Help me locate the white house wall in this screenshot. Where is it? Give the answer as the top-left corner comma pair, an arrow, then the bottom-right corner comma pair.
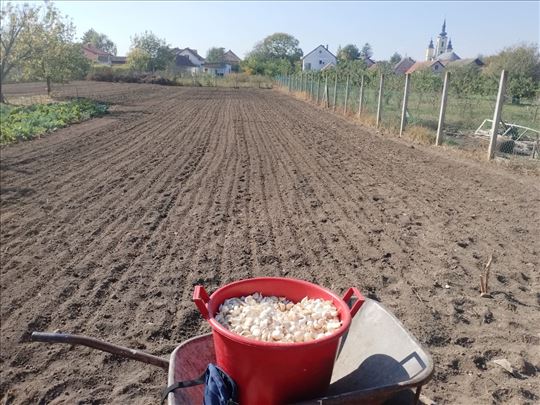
179,50 -> 204,67
303,46 -> 336,71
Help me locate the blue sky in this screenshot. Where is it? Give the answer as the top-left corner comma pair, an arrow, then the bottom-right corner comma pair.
30,1 -> 540,60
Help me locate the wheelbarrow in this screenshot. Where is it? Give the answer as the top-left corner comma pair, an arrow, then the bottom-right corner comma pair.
31,298 -> 434,404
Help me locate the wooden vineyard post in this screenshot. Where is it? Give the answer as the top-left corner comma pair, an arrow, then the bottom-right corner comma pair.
436,71 -> 450,146
344,76 -> 350,115
333,75 -> 338,112
376,74 -> 385,128
487,70 -> 508,160
310,74 -> 314,101
357,75 -> 364,118
316,76 -> 321,104
324,75 -> 329,108
399,74 -> 411,137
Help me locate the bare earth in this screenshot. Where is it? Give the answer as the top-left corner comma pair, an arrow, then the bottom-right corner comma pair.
1,82 -> 539,404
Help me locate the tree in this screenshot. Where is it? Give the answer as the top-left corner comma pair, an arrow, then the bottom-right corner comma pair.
128,31 -> 173,72
337,44 -> 360,62
126,48 -> 150,72
206,47 -> 225,63
3,3 -> 90,96
24,6 -> 90,94
389,52 -> 402,65
483,43 -> 540,102
0,2 -> 41,101
243,32 -> 302,75
360,43 -> 373,59
81,28 -> 117,55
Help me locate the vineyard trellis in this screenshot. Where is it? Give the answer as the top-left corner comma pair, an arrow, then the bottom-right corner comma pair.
277,70 -> 540,160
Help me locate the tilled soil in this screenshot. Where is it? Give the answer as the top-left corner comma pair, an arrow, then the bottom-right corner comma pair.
1,82 -> 539,405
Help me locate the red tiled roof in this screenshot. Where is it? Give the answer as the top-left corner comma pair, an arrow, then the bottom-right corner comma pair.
82,43 -> 111,57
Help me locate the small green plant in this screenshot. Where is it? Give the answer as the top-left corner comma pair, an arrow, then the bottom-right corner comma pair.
1,99 -> 108,145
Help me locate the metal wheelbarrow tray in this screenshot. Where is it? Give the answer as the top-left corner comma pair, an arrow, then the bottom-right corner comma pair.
32,298 -> 434,404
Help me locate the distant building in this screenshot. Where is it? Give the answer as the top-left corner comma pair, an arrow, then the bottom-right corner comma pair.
174,55 -> 199,74
203,63 -> 232,76
393,57 -> 416,75
223,50 -> 242,65
362,57 -> 376,68
425,20 -> 460,62
302,45 -> 337,71
406,60 -> 445,74
82,43 -> 113,65
441,58 -> 484,68
177,48 -> 206,67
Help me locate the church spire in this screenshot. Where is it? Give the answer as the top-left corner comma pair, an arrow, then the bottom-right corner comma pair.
441,19 -> 447,36
447,39 -> 453,51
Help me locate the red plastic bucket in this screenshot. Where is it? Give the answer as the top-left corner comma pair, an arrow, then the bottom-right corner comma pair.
193,277 -> 365,404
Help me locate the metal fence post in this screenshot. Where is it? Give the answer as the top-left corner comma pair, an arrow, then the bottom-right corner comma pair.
316,76 -> 321,104
332,74 -> 337,111
376,73 -> 385,128
488,70 -> 508,160
357,75 -> 364,118
310,74 -> 314,100
436,71 -> 451,146
399,74 -> 411,136
344,76 -> 350,115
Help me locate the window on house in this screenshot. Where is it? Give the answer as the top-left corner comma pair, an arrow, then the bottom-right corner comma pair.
319,60 -> 323,65
305,63 -> 311,70
319,50 -> 322,54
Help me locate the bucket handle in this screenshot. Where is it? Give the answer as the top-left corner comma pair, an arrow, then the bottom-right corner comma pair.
193,286 -> 211,319
342,287 -> 365,318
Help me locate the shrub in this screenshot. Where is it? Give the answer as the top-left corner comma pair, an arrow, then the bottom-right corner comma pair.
0,99 -> 108,144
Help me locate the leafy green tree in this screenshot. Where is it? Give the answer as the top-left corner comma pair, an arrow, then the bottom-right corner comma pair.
483,43 -> 540,102
445,64 -> 485,96
126,48 -> 151,72
16,4 -> 89,95
82,28 -> 117,55
128,31 -> 173,72
337,44 -> 360,62
243,33 -> 302,75
206,47 -> 225,63
360,43 -> 373,59
0,2 -> 41,101
389,52 -> 402,65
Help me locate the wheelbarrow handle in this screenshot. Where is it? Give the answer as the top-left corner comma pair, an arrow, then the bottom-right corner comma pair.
31,332 -> 169,370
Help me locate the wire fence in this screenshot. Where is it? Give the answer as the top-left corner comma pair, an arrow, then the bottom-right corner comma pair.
277,71 -> 539,161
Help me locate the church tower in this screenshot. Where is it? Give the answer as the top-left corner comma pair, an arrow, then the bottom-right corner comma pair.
434,19 -> 448,57
425,39 -> 434,61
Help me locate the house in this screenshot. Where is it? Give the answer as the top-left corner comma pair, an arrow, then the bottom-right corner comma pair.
82,43 -> 113,65
177,48 -> 205,67
223,50 -> 241,65
320,62 -> 337,71
111,56 -> 126,65
174,55 -> 200,74
362,56 -> 376,68
441,58 -> 484,68
203,63 -> 232,76
82,43 -> 126,66
405,60 -> 445,74
435,51 -> 461,63
302,45 -> 337,71
393,57 -> 416,75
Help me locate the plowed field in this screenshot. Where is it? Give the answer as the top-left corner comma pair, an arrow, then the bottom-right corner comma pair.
1,82 -> 539,404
